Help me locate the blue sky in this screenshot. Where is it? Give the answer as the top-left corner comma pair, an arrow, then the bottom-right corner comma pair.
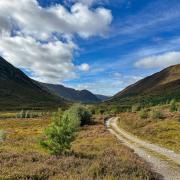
0,0 -> 180,95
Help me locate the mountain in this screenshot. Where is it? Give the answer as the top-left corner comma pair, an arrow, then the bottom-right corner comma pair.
107,64 -> 180,106
95,94 -> 110,101
0,56 -> 67,110
43,83 -> 101,103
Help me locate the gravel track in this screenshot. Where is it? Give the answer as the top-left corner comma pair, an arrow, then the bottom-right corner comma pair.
107,117 -> 180,180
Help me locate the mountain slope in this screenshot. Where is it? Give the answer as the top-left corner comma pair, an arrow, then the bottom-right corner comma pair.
43,83 -> 101,103
95,94 -> 110,101
107,64 -> 180,106
0,56 -> 67,110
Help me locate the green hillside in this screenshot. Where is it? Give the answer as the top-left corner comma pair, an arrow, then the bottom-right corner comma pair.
105,64 -> 180,107
0,57 -> 67,110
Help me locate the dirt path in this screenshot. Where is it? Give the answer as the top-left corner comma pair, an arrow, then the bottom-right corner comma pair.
107,117 -> 180,180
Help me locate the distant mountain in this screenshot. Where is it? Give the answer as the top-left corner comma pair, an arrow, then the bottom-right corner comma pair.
107,64 -> 180,106
0,56 -> 67,110
95,94 -> 110,101
43,83 -> 101,103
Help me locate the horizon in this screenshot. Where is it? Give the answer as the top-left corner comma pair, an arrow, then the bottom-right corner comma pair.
0,0 -> 180,96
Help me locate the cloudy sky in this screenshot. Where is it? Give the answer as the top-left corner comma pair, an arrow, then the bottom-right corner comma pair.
0,0 -> 180,95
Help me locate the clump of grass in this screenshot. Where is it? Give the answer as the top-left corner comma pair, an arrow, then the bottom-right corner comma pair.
0,130 -> 6,142
131,104 -> 141,112
170,99 -> 177,112
150,110 -> 164,119
139,109 -> 148,119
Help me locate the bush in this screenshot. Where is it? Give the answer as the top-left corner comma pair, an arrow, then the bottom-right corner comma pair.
170,99 -> 177,112
139,109 -> 148,119
16,110 -> 26,118
150,110 -> 164,119
131,104 -> 141,112
0,130 -> 6,142
40,111 -> 78,155
63,105 -> 92,126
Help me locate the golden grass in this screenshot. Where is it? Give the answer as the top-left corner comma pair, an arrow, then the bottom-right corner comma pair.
0,116 -> 159,179
118,110 -> 180,153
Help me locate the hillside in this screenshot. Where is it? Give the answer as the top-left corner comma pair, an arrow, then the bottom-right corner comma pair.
107,64 -> 180,106
43,83 -> 101,103
0,57 -> 67,110
95,94 -> 110,101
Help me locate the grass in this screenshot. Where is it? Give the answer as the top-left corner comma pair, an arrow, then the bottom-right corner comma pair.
0,115 -> 159,179
117,107 -> 180,153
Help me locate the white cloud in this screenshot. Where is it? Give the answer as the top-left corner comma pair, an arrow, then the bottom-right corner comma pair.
0,0 -> 112,83
0,0 -> 112,39
135,51 -> 180,69
78,63 -> 90,72
0,35 -> 77,83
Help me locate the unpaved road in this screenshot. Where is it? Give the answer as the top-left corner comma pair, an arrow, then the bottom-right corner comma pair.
107,117 -> 180,180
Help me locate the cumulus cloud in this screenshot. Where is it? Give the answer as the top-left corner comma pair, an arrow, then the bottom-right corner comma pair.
78,63 -> 90,72
135,51 -> 180,69
0,35 -> 77,83
0,0 -> 112,39
0,0 -> 112,83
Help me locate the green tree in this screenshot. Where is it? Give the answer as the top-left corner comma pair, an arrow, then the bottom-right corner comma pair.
40,111 -> 79,155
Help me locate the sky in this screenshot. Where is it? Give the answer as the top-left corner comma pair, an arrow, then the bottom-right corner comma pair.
0,0 -> 180,95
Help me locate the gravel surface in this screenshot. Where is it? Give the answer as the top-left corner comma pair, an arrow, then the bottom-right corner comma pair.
107,117 -> 180,180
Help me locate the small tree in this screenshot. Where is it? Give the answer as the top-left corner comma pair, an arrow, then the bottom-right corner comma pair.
40,112 -> 78,155
170,99 -> 177,112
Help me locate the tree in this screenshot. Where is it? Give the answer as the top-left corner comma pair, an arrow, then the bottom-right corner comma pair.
40,112 -> 78,155
40,105 -> 92,155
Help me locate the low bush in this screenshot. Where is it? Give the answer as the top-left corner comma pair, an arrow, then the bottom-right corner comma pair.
150,110 -> 164,119
63,105 -> 92,126
0,130 -> 6,142
131,104 -> 141,112
139,109 -> 148,119
170,99 -> 177,112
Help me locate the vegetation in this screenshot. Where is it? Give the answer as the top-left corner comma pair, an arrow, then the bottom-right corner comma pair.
63,104 -> 92,126
0,116 -> 159,179
0,130 -> 6,142
150,110 -> 164,119
132,104 -> 141,112
40,112 -> 78,155
139,109 -> 148,119
118,106 -> 180,152
170,99 -> 177,112
40,105 -> 91,155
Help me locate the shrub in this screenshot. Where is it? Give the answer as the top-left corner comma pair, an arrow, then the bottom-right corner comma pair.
16,110 -> 26,118
150,110 -> 164,119
131,104 -> 141,112
40,111 -> 78,155
0,130 -> 6,142
63,105 -> 92,126
139,109 -> 148,119
170,99 -> 177,112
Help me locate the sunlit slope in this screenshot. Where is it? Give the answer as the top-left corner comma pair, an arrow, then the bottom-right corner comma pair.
107,64 -> 180,106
